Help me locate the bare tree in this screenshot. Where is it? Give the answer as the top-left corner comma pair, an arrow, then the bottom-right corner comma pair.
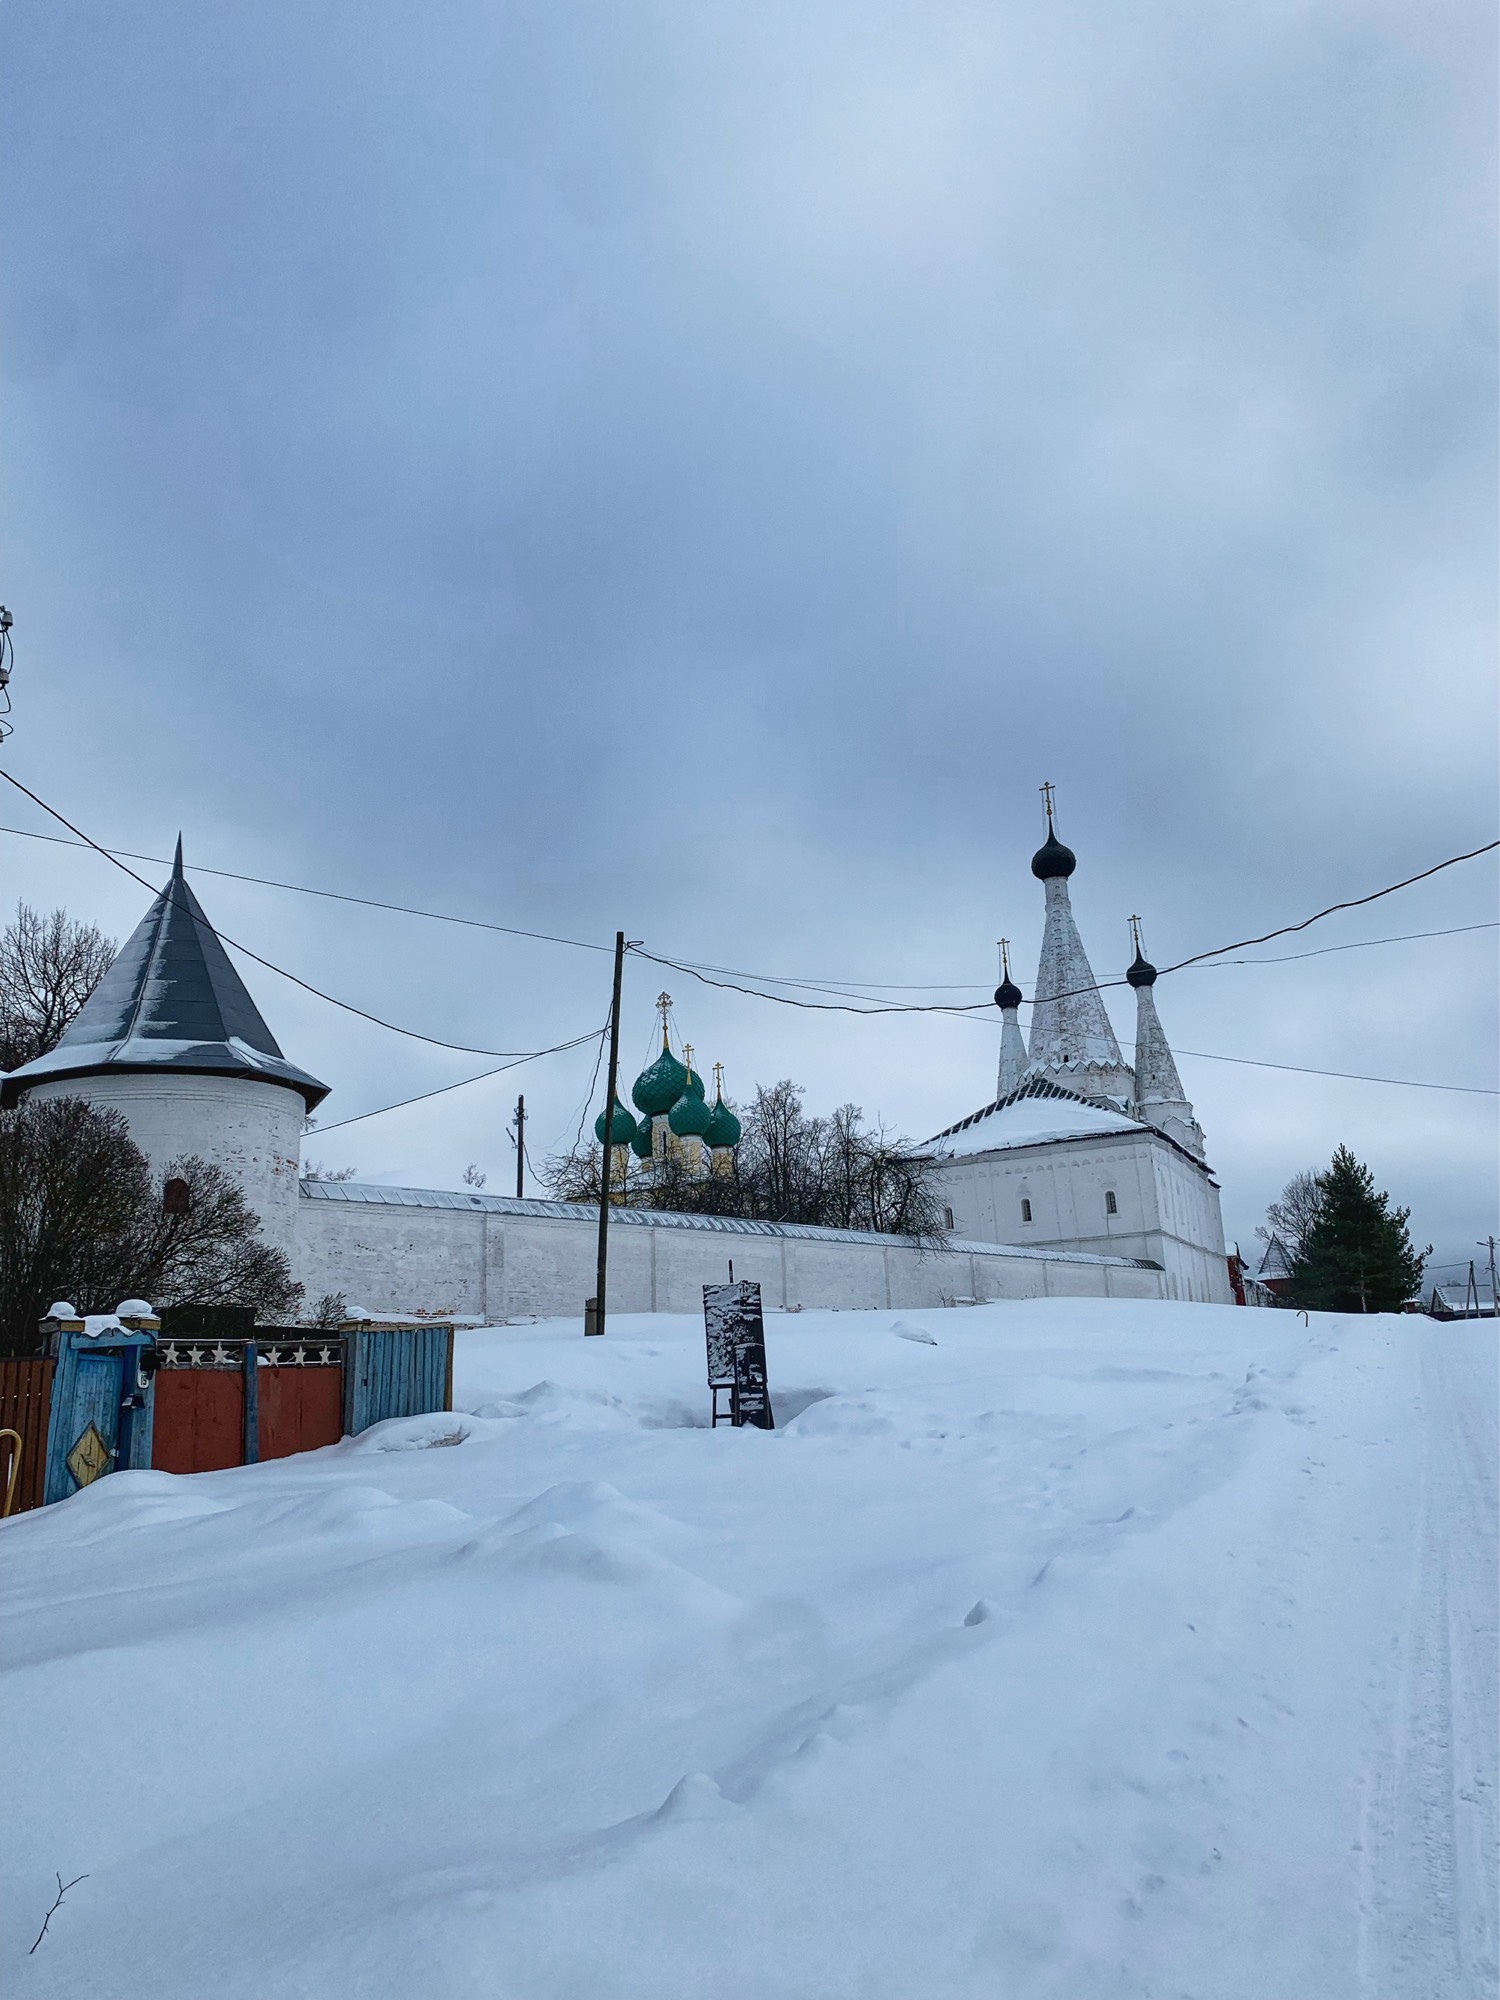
0,902 -> 116,1071
463,1163 -> 487,1188
0,1097 -> 300,1354
543,1080 -> 948,1245
303,1160 -> 358,1181
1256,1169 -> 1325,1262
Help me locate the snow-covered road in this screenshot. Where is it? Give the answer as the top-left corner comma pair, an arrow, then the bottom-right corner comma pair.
3,1300 -> 1494,1998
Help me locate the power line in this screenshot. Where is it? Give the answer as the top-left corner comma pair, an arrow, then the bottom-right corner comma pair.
1158,839 -> 1499,974
0,819 -> 610,954
4,775 -> 1494,1099
0,768 -> 601,1060
652,919 -> 1499,1006
1179,922 -> 1499,967
4,813 -> 1493,1001
1172,1048 -> 1496,1096
307,1028 -> 608,1135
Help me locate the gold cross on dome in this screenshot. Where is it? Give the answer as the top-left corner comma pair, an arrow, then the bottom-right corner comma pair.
683,1042 -> 695,1082
999,939 -> 1012,981
1129,914 -> 1144,956
1039,780 -> 1056,829
713,1061 -> 725,1097
656,992 -> 673,1048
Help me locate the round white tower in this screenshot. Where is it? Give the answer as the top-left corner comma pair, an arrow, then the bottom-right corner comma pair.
0,840 -> 328,1259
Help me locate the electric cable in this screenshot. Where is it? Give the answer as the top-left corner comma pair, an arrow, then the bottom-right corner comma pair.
0,820 -> 610,954
3,815 -> 1492,1002
308,1027 -> 609,1136
4,775 -> 1493,1097
0,768 -> 602,1059
1169,1049 -> 1496,1095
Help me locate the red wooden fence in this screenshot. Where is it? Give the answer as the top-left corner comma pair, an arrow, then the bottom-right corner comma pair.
153,1367 -> 246,1475
0,1356 -> 56,1515
259,1364 -> 343,1461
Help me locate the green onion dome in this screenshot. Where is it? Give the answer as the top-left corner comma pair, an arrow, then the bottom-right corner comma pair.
684,1065 -> 706,1100
704,1097 -> 742,1149
631,1044 -> 689,1116
668,1090 -> 714,1138
594,1098 -> 638,1149
630,1117 -> 656,1159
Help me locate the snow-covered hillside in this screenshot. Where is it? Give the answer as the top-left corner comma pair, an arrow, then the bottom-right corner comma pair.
3,1300 -> 1495,1999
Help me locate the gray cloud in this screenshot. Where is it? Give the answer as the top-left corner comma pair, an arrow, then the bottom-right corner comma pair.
2,0 -> 1494,1272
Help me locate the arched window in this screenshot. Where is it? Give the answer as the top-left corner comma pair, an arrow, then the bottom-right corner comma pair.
1020,1197 -> 1033,1224
943,1206 -> 955,1230
1105,1189 -> 1118,1216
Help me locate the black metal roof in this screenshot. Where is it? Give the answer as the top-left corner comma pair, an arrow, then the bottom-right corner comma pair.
0,840 -> 329,1110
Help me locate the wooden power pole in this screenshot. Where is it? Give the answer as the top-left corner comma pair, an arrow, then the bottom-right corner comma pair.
591,931 -> 627,1336
514,1094 -> 526,1198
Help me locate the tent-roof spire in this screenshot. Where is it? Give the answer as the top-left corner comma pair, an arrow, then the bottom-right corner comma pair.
0,853 -> 328,1109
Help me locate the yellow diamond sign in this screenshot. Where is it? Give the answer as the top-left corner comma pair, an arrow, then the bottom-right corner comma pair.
66,1423 -> 112,1489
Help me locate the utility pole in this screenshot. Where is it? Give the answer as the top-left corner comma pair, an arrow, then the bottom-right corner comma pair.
1480,1237 -> 1498,1317
514,1095 -> 526,1198
591,931 -> 627,1337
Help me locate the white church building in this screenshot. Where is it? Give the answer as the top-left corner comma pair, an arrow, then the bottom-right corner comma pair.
924,804 -> 1231,1304
1,812 -> 1232,1318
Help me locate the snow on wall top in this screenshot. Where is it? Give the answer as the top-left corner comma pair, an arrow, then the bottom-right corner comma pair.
300,1179 -> 1158,1267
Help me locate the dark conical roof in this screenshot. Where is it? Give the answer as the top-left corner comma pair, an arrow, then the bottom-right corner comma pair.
0,841 -> 329,1109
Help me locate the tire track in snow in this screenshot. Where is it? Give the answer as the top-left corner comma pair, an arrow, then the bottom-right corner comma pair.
1359,1331 -> 1498,2000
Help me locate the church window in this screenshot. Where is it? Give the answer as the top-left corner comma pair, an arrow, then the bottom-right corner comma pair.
1105,1190 -> 1118,1216
943,1206 -> 955,1230
1020,1197 -> 1033,1223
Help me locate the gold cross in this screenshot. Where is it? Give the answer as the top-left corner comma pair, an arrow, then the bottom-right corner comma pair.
999,938 -> 1012,980
656,991 -> 673,1048
683,1042 -> 696,1083
713,1061 -> 725,1098
1129,914 -> 1144,956
1039,780 -> 1056,828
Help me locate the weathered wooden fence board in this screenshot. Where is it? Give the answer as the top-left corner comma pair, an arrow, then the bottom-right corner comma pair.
0,1356 -> 56,1514
153,1367 -> 246,1474
259,1365 -> 343,1461
344,1326 -> 453,1436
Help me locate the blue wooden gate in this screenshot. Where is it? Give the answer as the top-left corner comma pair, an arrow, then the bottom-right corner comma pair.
43,1314 -> 159,1506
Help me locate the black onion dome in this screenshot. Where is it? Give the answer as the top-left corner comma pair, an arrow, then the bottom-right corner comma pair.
1126,949 -> 1157,989
994,976 -> 1023,1011
1030,830 -> 1077,880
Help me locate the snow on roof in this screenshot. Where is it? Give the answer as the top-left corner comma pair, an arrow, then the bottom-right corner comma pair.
927,1086 -> 1141,1160
300,1179 -> 1158,1267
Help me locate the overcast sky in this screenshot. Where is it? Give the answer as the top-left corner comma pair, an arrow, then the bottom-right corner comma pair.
2,0 -> 1495,1278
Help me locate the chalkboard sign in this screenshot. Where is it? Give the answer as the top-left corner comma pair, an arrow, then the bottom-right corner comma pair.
703,1280 -> 775,1430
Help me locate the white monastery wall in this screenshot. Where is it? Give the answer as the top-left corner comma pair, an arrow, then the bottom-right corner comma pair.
931,1133 -> 1232,1306
27,1071 -> 305,1258
293,1189 -> 1165,1322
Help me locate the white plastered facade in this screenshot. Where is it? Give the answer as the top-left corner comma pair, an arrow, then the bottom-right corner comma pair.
294,1183 -> 1167,1320
930,1121 -> 1231,1304
24,1071 -> 305,1260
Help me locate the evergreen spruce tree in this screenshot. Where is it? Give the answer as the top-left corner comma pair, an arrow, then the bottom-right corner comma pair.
1289,1145 -> 1426,1314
